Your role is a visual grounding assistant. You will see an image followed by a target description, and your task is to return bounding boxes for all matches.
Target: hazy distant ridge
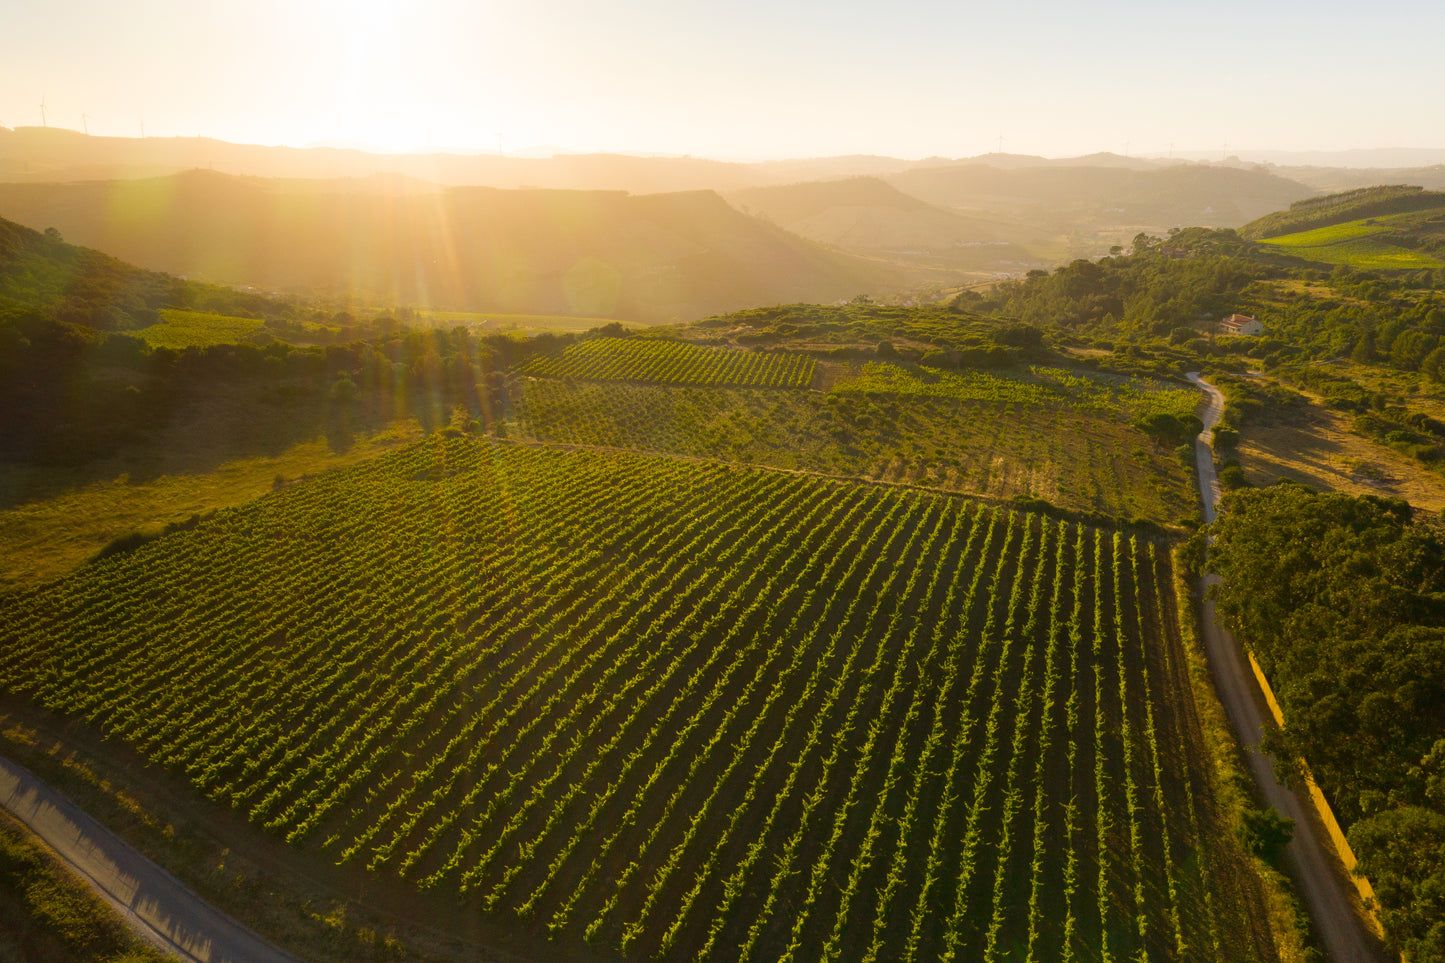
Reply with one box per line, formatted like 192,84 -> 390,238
0,170 -> 906,321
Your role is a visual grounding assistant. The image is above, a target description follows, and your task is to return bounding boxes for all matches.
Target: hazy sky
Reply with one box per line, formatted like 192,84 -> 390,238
4,0 -> 1443,159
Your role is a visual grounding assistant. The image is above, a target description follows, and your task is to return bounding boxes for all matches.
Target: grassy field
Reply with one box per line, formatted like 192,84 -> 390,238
513,375 -> 1198,524
0,810 -> 169,963
1258,210 -> 1444,270
0,437 -> 1276,962
0,425 -> 421,592
1233,389 -> 1445,514
127,309 -> 271,349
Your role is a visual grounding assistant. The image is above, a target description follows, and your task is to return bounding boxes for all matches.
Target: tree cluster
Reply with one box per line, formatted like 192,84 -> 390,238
1208,485 -> 1445,961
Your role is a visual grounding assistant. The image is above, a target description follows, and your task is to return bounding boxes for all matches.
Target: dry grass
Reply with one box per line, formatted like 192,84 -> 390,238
1236,396 -> 1445,514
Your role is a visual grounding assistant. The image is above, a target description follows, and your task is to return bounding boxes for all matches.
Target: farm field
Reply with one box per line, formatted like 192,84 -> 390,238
520,337 -> 816,387
1258,210 -> 1444,270
513,376 -> 1198,523
0,437 -> 1277,962
417,310 -> 623,334
0,425 -> 422,593
128,308 -> 271,348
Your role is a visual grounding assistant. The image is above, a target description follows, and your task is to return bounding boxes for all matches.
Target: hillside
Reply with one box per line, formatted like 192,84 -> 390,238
727,177 -> 1040,271
0,171 -> 910,322
1256,207 -> 1445,270
1239,184 -> 1445,239
0,214 -> 290,329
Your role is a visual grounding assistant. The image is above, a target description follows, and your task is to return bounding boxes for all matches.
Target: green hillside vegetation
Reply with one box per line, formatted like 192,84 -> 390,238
0,171 -> 911,322
127,308 -> 288,348
0,437 -> 1280,963
1240,185 -> 1445,239
0,215 -> 293,331
1257,207 -> 1445,271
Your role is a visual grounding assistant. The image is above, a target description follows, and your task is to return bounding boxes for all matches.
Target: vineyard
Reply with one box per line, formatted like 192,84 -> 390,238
520,337 -> 816,387
513,380 -> 1197,522
832,361 -> 1200,417
0,438 -> 1275,962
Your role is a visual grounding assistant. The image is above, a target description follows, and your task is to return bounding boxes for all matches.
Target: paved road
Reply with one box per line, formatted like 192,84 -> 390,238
1185,372 -> 1386,963
0,753 -> 297,963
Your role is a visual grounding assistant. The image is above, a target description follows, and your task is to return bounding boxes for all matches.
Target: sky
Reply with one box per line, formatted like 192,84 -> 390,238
3,0 -> 1444,160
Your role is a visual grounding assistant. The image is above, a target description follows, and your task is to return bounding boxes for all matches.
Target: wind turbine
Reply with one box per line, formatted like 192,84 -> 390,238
39,95 -> 47,128
82,111 -> 90,135
996,132 -> 1004,154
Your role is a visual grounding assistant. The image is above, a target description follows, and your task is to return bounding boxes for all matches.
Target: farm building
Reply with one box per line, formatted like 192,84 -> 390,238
1220,314 -> 1263,336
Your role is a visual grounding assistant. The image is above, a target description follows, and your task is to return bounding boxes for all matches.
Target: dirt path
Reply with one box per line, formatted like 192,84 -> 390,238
1186,372 -> 1388,963
0,752 -> 297,963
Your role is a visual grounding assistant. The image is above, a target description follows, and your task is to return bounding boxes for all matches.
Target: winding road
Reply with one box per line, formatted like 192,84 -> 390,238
1185,372 -> 1386,963
0,753 -> 297,963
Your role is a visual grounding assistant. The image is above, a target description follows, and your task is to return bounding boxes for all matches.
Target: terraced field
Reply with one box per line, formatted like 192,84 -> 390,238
0,438 -> 1275,962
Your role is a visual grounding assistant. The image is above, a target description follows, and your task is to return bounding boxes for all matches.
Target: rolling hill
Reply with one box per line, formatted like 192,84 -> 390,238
1255,208 -> 1445,270
884,162 -> 1314,231
726,177 -> 1041,272
1239,184 -> 1445,238
0,171 -> 910,322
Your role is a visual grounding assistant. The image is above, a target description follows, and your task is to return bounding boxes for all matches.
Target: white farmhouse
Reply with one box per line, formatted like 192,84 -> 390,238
1220,314 -> 1263,336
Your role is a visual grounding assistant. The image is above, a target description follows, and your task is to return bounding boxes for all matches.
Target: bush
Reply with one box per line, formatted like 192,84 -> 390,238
1240,806 -> 1295,861
1135,412 -> 1204,447
1218,461 -> 1250,491
1212,425 -> 1240,452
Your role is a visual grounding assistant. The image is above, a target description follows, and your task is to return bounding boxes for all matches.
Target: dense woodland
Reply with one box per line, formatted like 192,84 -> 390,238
1208,486 -> 1445,962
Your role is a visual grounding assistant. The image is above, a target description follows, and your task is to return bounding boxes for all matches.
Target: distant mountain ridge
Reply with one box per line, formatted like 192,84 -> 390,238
727,177 -> 1040,270
0,126 -> 1295,196
0,170 -> 907,321
883,163 -> 1313,229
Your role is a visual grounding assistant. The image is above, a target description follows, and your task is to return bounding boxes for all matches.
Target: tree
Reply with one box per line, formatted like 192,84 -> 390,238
1240,806 -> 1294,861
1352,330 -> 1377,363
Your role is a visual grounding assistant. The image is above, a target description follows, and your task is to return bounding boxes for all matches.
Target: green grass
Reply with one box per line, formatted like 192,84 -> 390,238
0,811 -> 169,963
1260,210 -> 1445,270
128,309 -> 269,349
